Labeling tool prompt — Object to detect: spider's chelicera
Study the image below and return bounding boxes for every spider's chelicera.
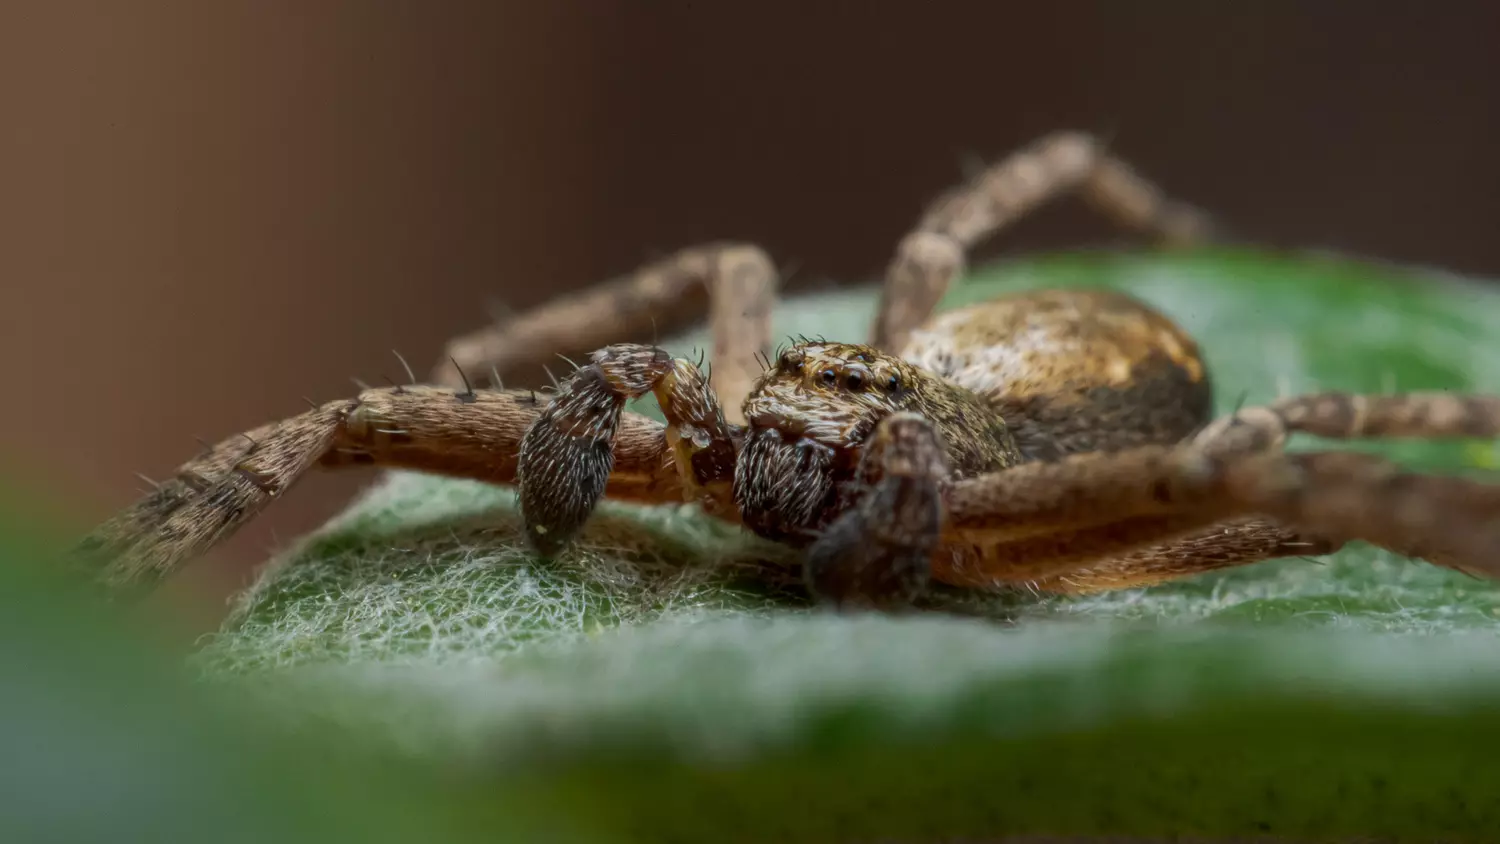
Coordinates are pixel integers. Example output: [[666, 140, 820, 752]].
[[73, 132, 1500, 608]]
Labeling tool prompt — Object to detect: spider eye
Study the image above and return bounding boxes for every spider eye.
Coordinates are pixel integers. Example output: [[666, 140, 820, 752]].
[[843, 370, 865, 391], [884, 374, 900, 391], [819, 368, 838, 386]]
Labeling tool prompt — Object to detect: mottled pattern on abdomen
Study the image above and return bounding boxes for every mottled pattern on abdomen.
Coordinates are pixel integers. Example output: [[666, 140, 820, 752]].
[[901, 288, 1213, 460]]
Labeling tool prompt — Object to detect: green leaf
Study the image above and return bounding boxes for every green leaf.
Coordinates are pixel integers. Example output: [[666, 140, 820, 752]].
[[194, 248, 1500, 842], [0, 517, 619, 843]]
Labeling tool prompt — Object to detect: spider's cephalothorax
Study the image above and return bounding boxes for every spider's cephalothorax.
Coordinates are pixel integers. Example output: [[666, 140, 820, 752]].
[[732, 342, 1020, 546], [72, 131, 1500, 610]]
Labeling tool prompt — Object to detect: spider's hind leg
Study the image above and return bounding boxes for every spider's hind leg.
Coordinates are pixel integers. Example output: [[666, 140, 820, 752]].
[[1027, 518, 1343, 594], [1193, 391, 1500, 456], [930, 390, 1500, 591], [1187, 390, 1500, 576], [872, 131, 1215, 353]]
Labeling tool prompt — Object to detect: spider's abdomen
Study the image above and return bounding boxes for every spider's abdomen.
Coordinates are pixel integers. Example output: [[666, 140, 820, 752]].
[[901, 288, 1213, 459]]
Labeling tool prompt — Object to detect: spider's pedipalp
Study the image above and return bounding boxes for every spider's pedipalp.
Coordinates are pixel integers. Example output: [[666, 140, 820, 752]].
[[804, 412, 950, 609], [518, 348, 670, 555], [517, 344, 744, 557]]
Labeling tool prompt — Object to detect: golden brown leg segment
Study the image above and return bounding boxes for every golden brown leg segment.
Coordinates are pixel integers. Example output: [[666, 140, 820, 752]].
[[72, 386, 680, 598], [872, 131, 1215, 352], [1193, 391, 1500, 456], [1234, 450, 1500, 579], [438, 242, 778, 422], [942, 446, 1223, 542], [940, 448, 1500, 590], [935, 515, 1335, 590], [937, 391, 1500, 590], [800, 416, 1328, 604], [1025, 518, 1338, 594]]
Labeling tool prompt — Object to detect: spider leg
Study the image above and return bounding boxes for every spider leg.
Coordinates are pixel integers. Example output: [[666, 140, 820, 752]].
[[936, 448, 1500, 589], [437, 242, 778, 423], [871, 131, 1214, 352], [801, 419, 1315, 605], [1191, 391, 1500, 456], [1184, 390, 1500, 573], [518, 344, 743, 556], [1024, 518, 1340, 594], [71, 386, 680, 598], [935, 391, 1500, 589]]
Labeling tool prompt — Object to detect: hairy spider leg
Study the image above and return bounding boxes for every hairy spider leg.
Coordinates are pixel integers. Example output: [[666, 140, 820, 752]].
[[871, 131, 1214, 354], [438, 243, 778, 425]]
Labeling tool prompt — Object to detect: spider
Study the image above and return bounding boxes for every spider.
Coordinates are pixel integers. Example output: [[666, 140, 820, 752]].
[[74, 132, 1500, 608]]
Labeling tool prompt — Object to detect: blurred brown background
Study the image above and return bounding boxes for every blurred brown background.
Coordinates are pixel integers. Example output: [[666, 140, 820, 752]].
[[3, 3, 1498, 630]]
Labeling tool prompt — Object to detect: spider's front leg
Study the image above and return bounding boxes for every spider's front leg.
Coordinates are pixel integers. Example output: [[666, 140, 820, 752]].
[[72, 386, 681, 598], [804, 413, 951, 609], [517, 344, 744, 556]]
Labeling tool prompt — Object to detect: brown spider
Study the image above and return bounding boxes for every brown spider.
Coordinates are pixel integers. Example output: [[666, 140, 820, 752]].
[[74, 132, 1500, 608]]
